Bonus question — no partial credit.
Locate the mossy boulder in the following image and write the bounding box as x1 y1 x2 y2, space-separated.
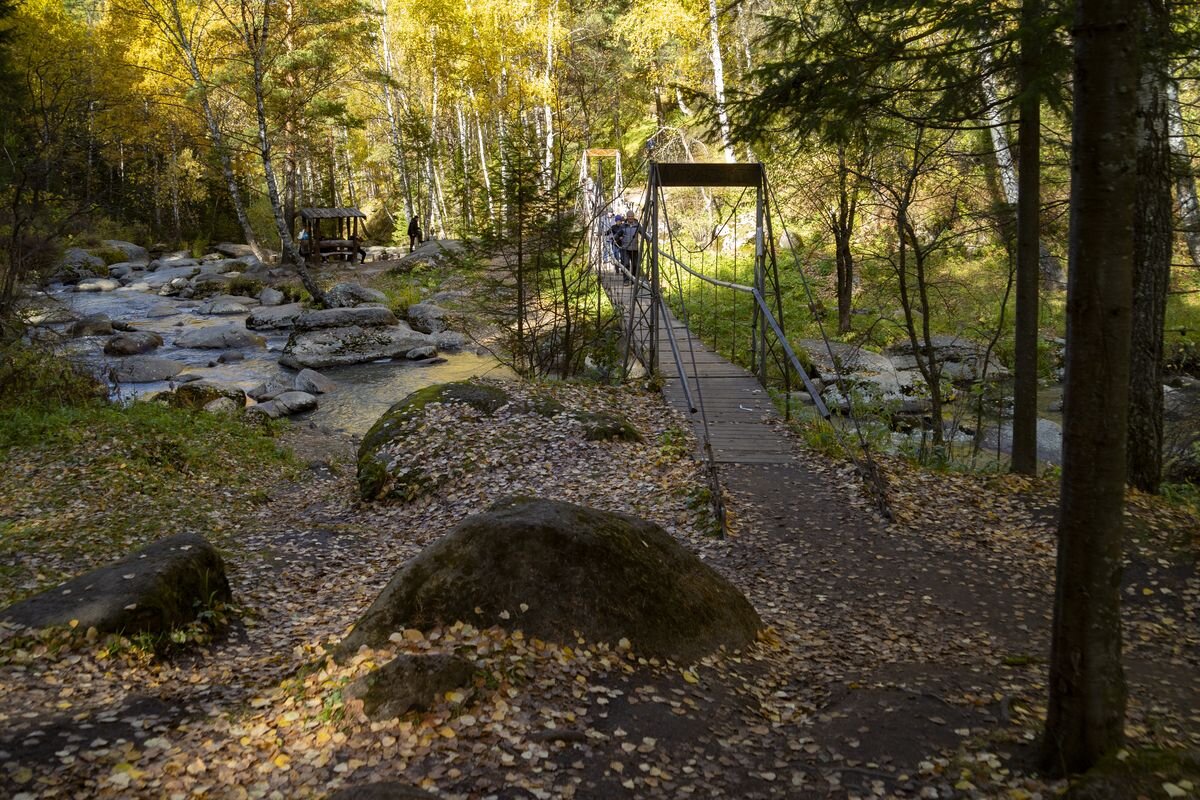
571 409 642 442
169 381 247 410
344 653 474 721
0 533 231 635
356 380 514 501
339 497 763 662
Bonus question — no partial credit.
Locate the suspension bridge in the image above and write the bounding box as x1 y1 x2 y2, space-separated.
577 151 887 528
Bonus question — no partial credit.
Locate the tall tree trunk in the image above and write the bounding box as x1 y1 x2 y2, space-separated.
375 0 414 218
471 91 496 226
707 0 736 162
833 144 858 334
542 0 556 182
1041 0 1138 774
1011 0 1042 475
1166 79 1200 267
1128 0 1172 493
156 0 263 257
242 0 323 304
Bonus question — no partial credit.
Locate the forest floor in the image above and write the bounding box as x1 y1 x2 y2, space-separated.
0 373 1197 799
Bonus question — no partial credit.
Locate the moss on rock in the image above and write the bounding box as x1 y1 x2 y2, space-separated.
357 380 513 501
339 497 763 663
571 409 643 442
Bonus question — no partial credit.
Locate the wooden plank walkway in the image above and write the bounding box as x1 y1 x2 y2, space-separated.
598 262 794 465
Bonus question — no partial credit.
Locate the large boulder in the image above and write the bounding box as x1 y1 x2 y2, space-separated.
197 297 250 315
799 339 903 403
101 240 149 264
213 242 256 259
405 303 448 334
70 313 114 337
56 248 106 282
885 335 1009 383
325 282 389 308
0 533 231 635
142 265 201 288
293 306 397 331
104 331 163 356
293 368 335 394
357 380 514 500
110 356 184 383
176 324 265 350
279 323 434 369
340 497 763 662
168 380 247 410
246 302 303 330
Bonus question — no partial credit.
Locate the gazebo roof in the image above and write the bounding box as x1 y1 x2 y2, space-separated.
298 207 367 220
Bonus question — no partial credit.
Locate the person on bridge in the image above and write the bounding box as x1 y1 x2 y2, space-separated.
407 215 422 253
607 212 623 266
618 213 642 281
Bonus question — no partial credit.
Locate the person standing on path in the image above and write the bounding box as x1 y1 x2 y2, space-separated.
620 213 642 281
407 215 422 253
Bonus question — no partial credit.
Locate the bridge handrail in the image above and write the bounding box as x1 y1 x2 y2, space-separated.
643 230 831 418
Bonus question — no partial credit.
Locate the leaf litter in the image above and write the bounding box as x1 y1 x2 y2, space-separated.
0 379 1196 799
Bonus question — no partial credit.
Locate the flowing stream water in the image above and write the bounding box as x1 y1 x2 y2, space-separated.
49 285 513 437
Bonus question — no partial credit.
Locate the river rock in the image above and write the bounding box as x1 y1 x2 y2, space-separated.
259 287 284 306
110 356 183 383
339 497 763 662
325 282 389 308
104 331 163 356
799 339 902 402
101 240 149 263
0 533 231 635
148 256 199 272
294 306 397 331
345 654 473 721
245 400 283 421
198 259 243 275
107 262 142 279
198 297 249 315
406 303 447 334
158 277 192 296
246 302 303 330
213 242 256 259
143 265 201 288
272 390 318 415
433 331 468 350
70 313 114 337
169 380 247 410
57 247 105 278
279 323 433 369
406 345 437 360
885 335 1009 383
75 277 121 292
203 396 240 415
176 324 265 350
248 377 292 401
191 272 235 294
293 368 335 394
216 350 244 364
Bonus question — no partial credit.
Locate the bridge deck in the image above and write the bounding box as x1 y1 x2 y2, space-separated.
598 264 793 465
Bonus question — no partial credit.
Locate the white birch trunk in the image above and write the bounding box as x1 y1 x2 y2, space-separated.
1167 79 1200 267
707 0 736 163
470 88 496 224
543 1 556 182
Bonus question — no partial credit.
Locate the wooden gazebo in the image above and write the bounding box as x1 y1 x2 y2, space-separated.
297 207 367 264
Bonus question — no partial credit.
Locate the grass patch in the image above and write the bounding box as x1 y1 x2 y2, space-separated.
0 343 299 606
1066 747 1200 799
